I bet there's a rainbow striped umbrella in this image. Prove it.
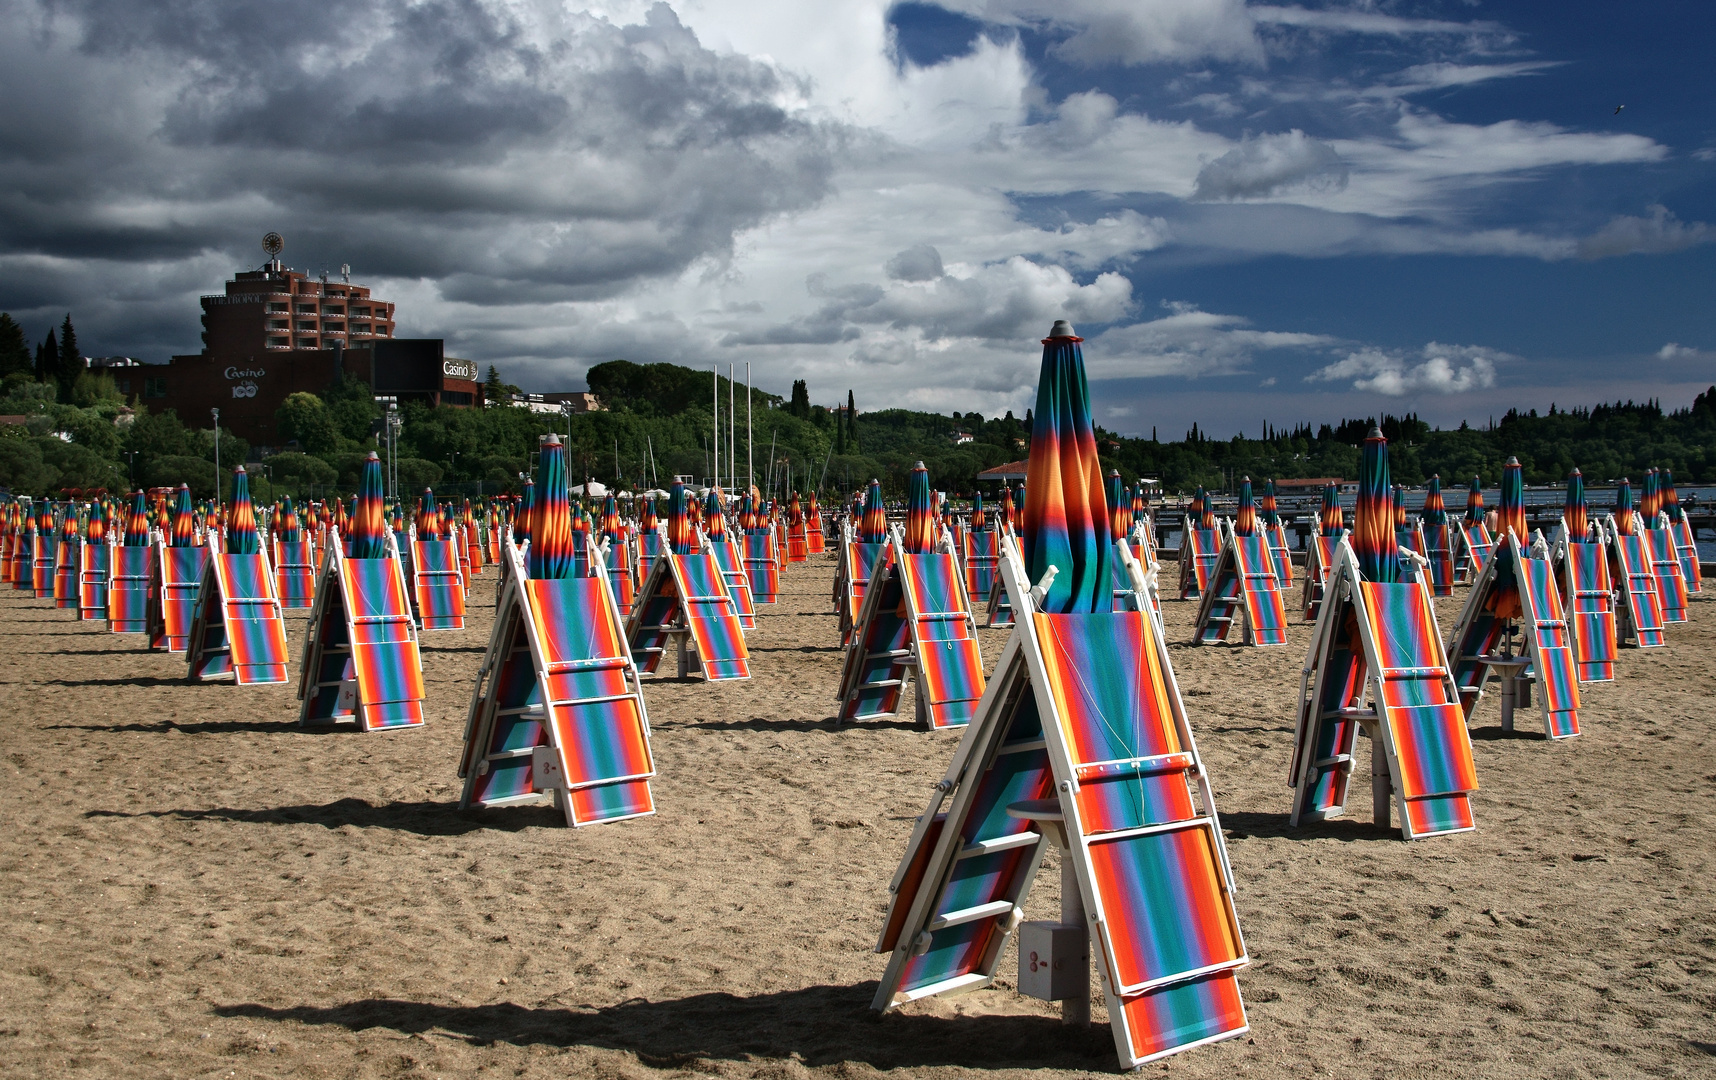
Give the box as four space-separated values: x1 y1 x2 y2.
1106 469 1129 542
603 495 625 541
998 485 1015 532
1464 476 1485 523
1613 478 1636 535
529 434 574 578
1319 483 1343 536
1189 487 1206 529
1259 480 1280 528
1641 468 1662 527
788 491 804 529
860 479 887 543
125 491 150 546
1663 469 1683 523
1422 475 1447 526
348 453 388 559
903 462 936 553
1353 427 1398 582
226 468 260 554
169 485 196 547
1234 477 1257 536
418 489 440 539
86 500 106 544
704 489 726 540
1392 485 1407 531
970 491 986 530
1021 319 1110 614
667 480 694 555
1564 469 1588 541
1131 485 1147 529
515 480 535 545
277 497 301 543
1497 457 1526 543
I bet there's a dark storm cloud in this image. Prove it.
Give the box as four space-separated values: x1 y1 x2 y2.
0 0 844 340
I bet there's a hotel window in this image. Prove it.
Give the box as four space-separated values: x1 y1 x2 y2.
268 337 290 349
144 377 168 398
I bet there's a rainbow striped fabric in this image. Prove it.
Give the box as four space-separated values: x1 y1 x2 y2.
78 536 110 621
1610 529 1665 647
299 549 427 731
627 553 751 681
189 553 290 684
1300 535 1343 621
108 545 152 633
837 553 913 721
1646 529 1689 623
903 464 937 555
274 539 317 608
896 551 985 728
1178 524 1219 601
1457 520 1494 581
1353 428 1398 583
743 531 779 604
1562 540 1616 681
412 537 468 630
962 528 1000 610
1517 555 1581 738
840 539 889 645
53 519 79 608
150 545 207 651
1022 332 1111 614
805 492 826 553
707 535 756 630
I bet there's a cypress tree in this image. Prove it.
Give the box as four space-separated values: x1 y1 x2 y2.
845 390 857 451
0 313 28 378
57 314 80 400
36 328 58 387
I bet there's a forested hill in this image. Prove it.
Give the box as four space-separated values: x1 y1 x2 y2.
0 350 1711 499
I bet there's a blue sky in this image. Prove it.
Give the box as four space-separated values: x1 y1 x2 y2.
0 1 1710 435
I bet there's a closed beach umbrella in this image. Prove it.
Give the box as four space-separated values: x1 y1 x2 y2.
349 454 388 559
1259 480 1279 528
1613 478 1636 535
1319 483 1343 536
998 485 1015 532
1564 470 1588 541
1641 468 1661 526
1422 475 1447 526
667 480 694 555
1234 476 1257 536
277 497 301 544
1464 476 1485 523
169 484 196 548
1352 427 1398 582
86 500 105 544
970 491 986 530
903 462 936 554
226 468 260 555
704 489 725 540
1663 469 1683 523
860 479 887 543
1021 319 1110 614
515 479 535 545
125 490 150 546
1497 457 1526 543
529 435 574 579
1107 469 1129 542
1392 485 1406 531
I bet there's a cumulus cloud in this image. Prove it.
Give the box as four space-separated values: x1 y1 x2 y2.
1658 343 1697 360
1084 301 1337 378
1577 205 1714 260
1192 130 1347 200
1308 343 1508 395
930 0 1264 67
886 243 945 281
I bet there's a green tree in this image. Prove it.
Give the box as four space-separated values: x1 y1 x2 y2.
0 314 29 378
56 314 79 402
35 328 58 389
275 392 341 453
789 379 810 419
320 374 379 444
846 389 857 452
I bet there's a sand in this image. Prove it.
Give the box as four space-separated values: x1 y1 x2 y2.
1 557 1713 1079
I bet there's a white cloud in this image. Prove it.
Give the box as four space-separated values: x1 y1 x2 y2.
930 0 1264 67
1308 343 1509 395
1577 205 1714 260
1249 5 1511 41
1192 129 1347 200
1084 301 1337 378
1658 343 1698 360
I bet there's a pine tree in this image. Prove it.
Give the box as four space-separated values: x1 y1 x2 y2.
835 394 846 455
0 313 28 378
57 314 80 401
845 390 857 451
36 328 58 387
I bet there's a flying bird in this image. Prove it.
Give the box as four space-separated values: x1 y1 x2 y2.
1614 105 1625 115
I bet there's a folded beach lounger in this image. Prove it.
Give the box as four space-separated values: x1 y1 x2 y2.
148 542 209 653
186 549 291 685
1193 524 1288 646
410 530 468 631
1177 520 1220 601
108 544 152 633
298 530 427 731
1556 536 1616 682
1300 533 1344 621
1606 517 1666 648
78 539 109 621
628 550 751 682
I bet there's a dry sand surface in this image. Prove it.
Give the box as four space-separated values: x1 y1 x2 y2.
1 556 1713 1080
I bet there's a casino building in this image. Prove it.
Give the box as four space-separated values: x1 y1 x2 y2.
154 257 480 447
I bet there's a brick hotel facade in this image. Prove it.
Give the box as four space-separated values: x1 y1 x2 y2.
151 260 479 446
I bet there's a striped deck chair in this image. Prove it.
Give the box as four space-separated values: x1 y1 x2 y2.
1672 516 1701 593
274 537 317 609
1415 521 1457 596
1455 521 1493 582
1448 534 1581 739
299 533 426 731
0 527 11 585
604 534 637 616
1112 538 1160 617
1645 526 1689 623
806 509 827 554
875 538 1249 1067
636 526 664 585
985 570 1016 627
31 531 55 597
962 528 1001 616
1177 520 1220 600
7 527 26 588
1193 527 1287 645
108 545 152 633
838 529 984 728
1265 523 1295 587
787 520 809 563
743 531 780 605
1300 534 1344 621
1606 518 1666 648
460 539 655 826
148 543 208 652
1557 538 1616 681
707 534 755 630
627 551 751 681
467 523 486 576
1289 542 1478 838
410 531 467 631
53 534 79 609
186 551 290 685
78 540 110 621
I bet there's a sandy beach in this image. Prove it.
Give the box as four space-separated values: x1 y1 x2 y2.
1 556 1712 1079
